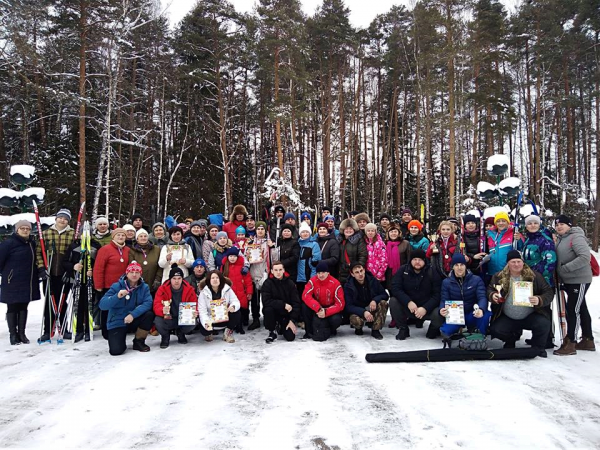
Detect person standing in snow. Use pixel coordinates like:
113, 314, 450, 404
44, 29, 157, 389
553, 215, 595, 355
246, 221, 270, 330
378, 213, 392, 240
128, 228, 163, 295
315, 222, 340, 280
261, 261, 301, 343
426, 220, 458, 279
37, 208, 75, 342
92, 216, 112, 247
337, 218, 367, 285
0, 220, 41, 345
202, 224, 219, 263
123, 224, 136, 247
487, 250, 553, 357
344, 262, 389, 340
296, 222, 322, 296
158, 226, 194, 283
153, 265, 198, 348
184, 219, 208, 259
130, 213, 146, 233
406, 220, 430, 253
485, 211, 523, 278
522, 215, 556, 287
462, 214, 486, 277
149, 223, 169, 248
268, 224, 300, 282
221, 247, 253, 334
301, 261, 345, 341
223, 204, 248, 242
364, 222, 387, 285
185, 258, 207, 295
99, 261, 154, 355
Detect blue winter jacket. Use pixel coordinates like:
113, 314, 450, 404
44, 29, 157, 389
523, 229, 556, 287
297, 238, 322, 283
407, 233, 430, 252
0, 233, 41, 304
99, 276, 153, 330
440, 271, 487, 315
486, 228, 523, 276
344, 271, 389, 317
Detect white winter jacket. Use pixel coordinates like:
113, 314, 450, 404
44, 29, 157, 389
198, 283, 240, 328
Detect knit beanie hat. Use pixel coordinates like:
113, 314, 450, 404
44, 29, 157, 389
207, 224, 219, 233
494, 211, 510, 224
192, 258, 207, 269
56, 208, 71, 221
169, 264, 184, 279
316, 261, 330, 273
123, 224, 136, 232
463, 214, 478, 225
111, 228, 126, 238
225, 247, 240, 258
300, 212, 311, 222
401, 208, 412, 216
14, 219, 31, 230
255, 221, 267, 230
555, 215, 573, 227
135, 228, 149, 239
235, 225, 246, 235
324, 215, 335, 222
484, 217, 495, 227
317, 222, 329, 231
451, 253, 467, 267
216, 231, 228, 240
407, 220, 423, 231
191, 220, 206, 228
411, 249, 427, 262
506, 249, 522, 263
524, 215, 541, 226
380, 213, 391, 221
281, 223, 296, 234
126, 261, 143, 273
284, 212, 296, 221
94, 216, 109, 227
299, 222, 312, 235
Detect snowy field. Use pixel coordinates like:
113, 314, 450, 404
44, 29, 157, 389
1, 280, 599, 449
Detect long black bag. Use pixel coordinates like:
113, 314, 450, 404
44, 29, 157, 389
365, 347, 540, 363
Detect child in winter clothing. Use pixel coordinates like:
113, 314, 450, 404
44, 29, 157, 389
364, 223, 387, 282
221, 247, 253, 334
234, 226, 248, 255
426, 220, 458, 278
208, 231, 233, 271
297, 222, 322, 295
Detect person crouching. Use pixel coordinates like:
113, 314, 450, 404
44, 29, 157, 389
153, 264, 198, 348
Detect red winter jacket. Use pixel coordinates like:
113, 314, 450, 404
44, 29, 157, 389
302, 275, 345, 317
426, 234, 458, 274
93, 242, 130, 290
221, 257, 253, 309
223, 219, 246, 242
153, 279, 198, 317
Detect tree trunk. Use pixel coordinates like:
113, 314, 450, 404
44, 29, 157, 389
446, 0, 456, 217
78, 0, 87, 205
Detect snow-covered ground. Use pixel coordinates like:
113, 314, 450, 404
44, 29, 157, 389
1, 280, 599, 449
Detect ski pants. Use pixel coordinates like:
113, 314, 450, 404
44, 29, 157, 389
489, 312, 551, 348
563, 283, 592, 341
263, 305, 296, 341
440, 309, 492, 337
107, 310, 154, 356
154, 317, 195, 338
42, 275, 71, 336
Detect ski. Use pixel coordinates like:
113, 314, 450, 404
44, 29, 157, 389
33, 200, 55, 345
70, 222, 89, 342
85, 223, 95, 341
512, 191, 524, 250
73, 201, 86, 240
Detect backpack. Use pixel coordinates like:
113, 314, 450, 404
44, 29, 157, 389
568, 237, 599, 277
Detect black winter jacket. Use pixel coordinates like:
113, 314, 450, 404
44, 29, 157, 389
0, 234, 41, 304
317, 233, 340, 278
337, 233, 368, 284
277, 237, 300, 281
391, 262, 441, 313
344, 271, 389, 317
261, 274, 301, 322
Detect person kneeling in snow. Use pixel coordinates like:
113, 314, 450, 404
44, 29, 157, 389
344, 262, 389, 340
487, 250, 554, 357
153, 265, 198, 349
301, 261, 345, 341
439, 253, 491, 337
197, 270, 241, 343
261, 261, 301, 343
99, 261, 154, 356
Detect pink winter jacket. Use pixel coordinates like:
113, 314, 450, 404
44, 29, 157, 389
365, 234, 388, 281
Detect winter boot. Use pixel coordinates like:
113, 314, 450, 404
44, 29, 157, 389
37, 333, 51, 344
176, 329, 188, 344
265, 331, 277, 344
575, 337, 596, 352
553, 337, 577, 356
17, 310, 30, 344
74, 332, 85, 343
354, 328, 364, 336
235, 321, 246, 335
7, 313, 19, 345
248, 318, 261, 331
395, 326, 410, 341
160, 336, 170, 349
84, 330, 91, 342
426, 325, 441, 339
371, 330, 383, 340
133, 329, 151, 352
223, 328, 235, 343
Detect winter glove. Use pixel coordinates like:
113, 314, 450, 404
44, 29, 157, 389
38, 267, 48, 281
311, 260, 320, 267
152, 280, 161, 292
241, 267, 249, 276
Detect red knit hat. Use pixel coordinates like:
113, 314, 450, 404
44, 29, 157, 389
126, 261, 143, 274
484, 217, 495, 227
407, 220, 423, 231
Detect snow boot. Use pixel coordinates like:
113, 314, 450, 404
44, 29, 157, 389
37, 333, 51, 344
133, 329, 151, 352
223, 328, 235, 343
176, 329, 188, 344
575, 337, 596, 351
74, 332, 85, 343
354, 328, 364, 336
84, 330, 91, 342
235, 322, 246, 335
265, 331, 277, 344
371, 329, 383, 340
248, 318, 261, 331
17, 310, 30, 344
160, 336, 170, 349
7, 313, 19, 345
553, 337, 577, 356
395, 326, 410, 341
426, 326, 441, 339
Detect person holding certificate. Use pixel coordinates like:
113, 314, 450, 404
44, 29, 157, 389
153, 265, 198, 348
158, 226, 194, 283
439, 253, 491, 338
197, 270, 241, 343
487, 250, 554, 356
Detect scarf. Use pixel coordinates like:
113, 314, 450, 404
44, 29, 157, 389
386, 240, 402, 274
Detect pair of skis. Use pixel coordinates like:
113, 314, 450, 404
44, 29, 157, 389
67, 222, 94, 342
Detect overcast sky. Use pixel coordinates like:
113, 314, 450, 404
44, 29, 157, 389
160, 0, 520, 30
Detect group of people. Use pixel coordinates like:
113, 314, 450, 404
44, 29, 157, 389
0, 202, 595, 358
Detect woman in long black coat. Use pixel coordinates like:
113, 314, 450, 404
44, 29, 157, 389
0, 220, 42, 344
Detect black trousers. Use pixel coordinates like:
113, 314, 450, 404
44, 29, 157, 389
154, 316, 196, 338
388, 297, 443, 331
263, 305, 296, 341
250, 284, 261, 319
7, 302, 28, 313
42, 275, 71, 335
107, 311, 155, 356
563, 283, 593, 341
302, 303, 342, 341
489, 313, 551, 348
73, 284, 93, 334
197, 310, 242, 336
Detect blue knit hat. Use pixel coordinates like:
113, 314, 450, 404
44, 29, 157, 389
192, 258, 207, 269
284, 212, 296, 221
225, 247, 240, 258
324, 214, 335, 222
300, 212, 311, 222
235, 225, 246, 235
451, 253, 467, 267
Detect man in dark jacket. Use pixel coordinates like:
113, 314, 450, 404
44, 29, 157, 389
439, 253, 490, 337
344, 262, 389, 340
487, 250, 554, 357
272, 224, 300, 281
261, 261, 302, 343
390, 249, 443, 340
